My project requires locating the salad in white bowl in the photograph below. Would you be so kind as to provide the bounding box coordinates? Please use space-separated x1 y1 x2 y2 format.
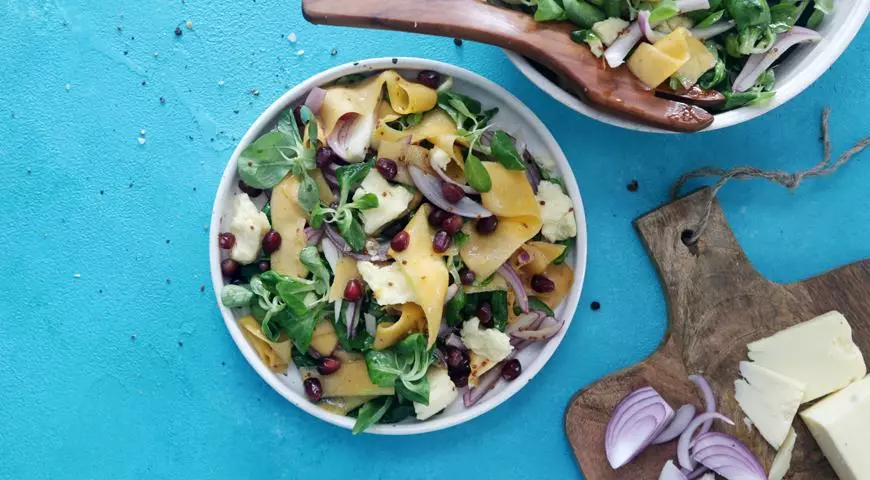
210 59 586 435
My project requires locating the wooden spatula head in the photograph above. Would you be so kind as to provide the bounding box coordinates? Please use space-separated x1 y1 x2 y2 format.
302 0 714 132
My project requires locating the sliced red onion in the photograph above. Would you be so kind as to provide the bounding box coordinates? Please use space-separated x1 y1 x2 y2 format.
327 111 375 162
689 375 716 435
692 433 766 479
733 26 822 92
497 262 529 313
510 316 564 341
364 312 377 337
690 20 736 40
660 460 688 480
677 412 734 470
510 313 547 347
688 468 711 480
445 284 459 304
463 362 502 407
638 11 665 43
408 166 492 218
304 226 324 245
430 157 477 195
522 151 542 193
344 300 361 339
322 170 339 192
605 22 643 68
303 87 327 114
653 404 697 444
605 386 675 469
507 311 544 335
675 0 710 12
320 237 339 271
324 225 389 261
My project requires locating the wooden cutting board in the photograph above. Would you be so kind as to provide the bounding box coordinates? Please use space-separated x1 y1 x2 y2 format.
565 188 870 479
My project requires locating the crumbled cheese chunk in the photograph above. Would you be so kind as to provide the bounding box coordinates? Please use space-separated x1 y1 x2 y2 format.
592 17 630 46
353 170 413 235
461 317 512 363
413 367 458 420
229 193 271 264
356 261 416 306
769 428 797 480
734 361 804 449
429 147 451 171
536 180 576 242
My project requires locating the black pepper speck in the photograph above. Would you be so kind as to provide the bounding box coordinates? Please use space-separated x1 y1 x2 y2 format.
454 38 463 46
591 301 601 311
178 341 184 347
391 58 398 64
175 26 183 36
330 49 337 56
159 96 166 104
199 285 205 292
627 180 639 192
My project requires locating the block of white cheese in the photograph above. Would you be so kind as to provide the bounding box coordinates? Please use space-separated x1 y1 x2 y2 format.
747 311 866 403
800 375 870 480
413 367 458 420
356 260 416 306
768 428 796 480
353 170 413 235
734 361 805 449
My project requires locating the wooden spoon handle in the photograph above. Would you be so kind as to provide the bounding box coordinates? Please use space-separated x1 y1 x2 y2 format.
302 0 714 132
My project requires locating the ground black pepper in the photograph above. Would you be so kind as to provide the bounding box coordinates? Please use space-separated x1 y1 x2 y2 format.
174 26 183 36
627 180 639 192
591 301 601 311
454 38 463 46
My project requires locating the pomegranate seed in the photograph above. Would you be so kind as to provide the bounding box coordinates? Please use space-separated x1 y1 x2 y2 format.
218 232 235 250
416 70 441 89
220 258 240 278
428 207 448 227
531 274 555 293
303 377 323 401
476 301 493 327
459 268 476 286
476 216 498 234
440 215 463 236
445 347 466 369
390 231 410 252
441 182 465 203
344 279 363 302
501 359 522 381
432 231 451 253
317 356 342 375
238 179 262 197
262 231 282 254
375 158 398 180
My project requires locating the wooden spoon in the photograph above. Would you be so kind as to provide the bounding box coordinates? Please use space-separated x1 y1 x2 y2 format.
301 0 715 132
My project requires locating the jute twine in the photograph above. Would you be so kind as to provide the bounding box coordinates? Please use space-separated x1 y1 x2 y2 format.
671 107 870 244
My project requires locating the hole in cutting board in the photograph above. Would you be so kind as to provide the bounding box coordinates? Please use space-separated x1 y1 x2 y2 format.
681 229 700 255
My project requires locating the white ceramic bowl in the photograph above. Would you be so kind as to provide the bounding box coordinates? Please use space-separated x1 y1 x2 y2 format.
210 57 588 435
506 2 870 133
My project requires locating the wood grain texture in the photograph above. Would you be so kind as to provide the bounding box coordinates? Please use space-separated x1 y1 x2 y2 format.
566 188 870 479
301 0 714 132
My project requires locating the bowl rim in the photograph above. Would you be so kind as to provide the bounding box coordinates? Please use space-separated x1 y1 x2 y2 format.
505 2 870 133
209 57 589 435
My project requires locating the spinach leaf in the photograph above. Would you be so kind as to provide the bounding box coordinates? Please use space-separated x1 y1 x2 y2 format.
552 238 573 265
720 89 775 110
291 349 319 368
261 202 272 222
695 9 725 28
454 231 470 248
220 284 254 308
336 161 374 204
563 0 606 28
725 0 771 29
649 0 680 23
311 161 375 251
769 1 805 31
737 25 776 55
379 400 415 424
490 131 526 170
534 0 568 21
297 173 320 213
602 0 623 18
237 131 294 189
332 310 374 351
364 350 404 387
386 112 424 131
490 290 509 332
340 215 367 252
513 297 556 317
352 396 394 435
445 288 468 327
278 304 323 353
754 68 775 92
333 73 369 86
276 278 318 316
396 377 430 405
298 246 332 296
464 152 492 193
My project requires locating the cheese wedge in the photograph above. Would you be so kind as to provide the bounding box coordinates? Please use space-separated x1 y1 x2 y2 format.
734 361 805 449
768 428 796 480
747 311 866 403
800 376 870 480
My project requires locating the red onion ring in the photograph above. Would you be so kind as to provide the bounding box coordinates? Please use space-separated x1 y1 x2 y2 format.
677 412 734 470
689 20 736 40
303 87 326 114
507 311 544 335
689 374 716 435
497 262 529 313
364 312 377 337
509 316 564 341
430 157 477 195
692 432 766 479
445 284 459 304
733 27 821 92
638 11 665 43
463 361 502 407
653 404 697 444
408 165 492 218
327 111 374 162
675 0 710 11
324 225 389 261
522 151 542 193
605 22 643 68
304 226 323 245
605 387 675 469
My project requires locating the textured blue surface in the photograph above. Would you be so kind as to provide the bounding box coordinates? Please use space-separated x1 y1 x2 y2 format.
1 1 868 479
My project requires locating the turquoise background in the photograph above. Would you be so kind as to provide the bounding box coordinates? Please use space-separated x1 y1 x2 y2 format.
1 1 868 478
